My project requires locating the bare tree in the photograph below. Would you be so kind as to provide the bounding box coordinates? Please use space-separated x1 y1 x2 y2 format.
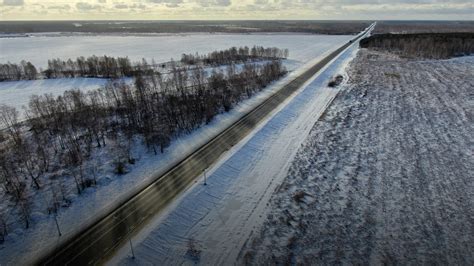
0 104 22 146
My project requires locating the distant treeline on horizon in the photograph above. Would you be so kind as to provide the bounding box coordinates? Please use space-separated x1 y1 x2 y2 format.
360 32 474 59
0 20 371 35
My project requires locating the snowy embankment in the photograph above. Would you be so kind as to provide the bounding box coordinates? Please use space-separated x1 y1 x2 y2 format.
108 33 362 265
241 50 474 264
0 34 350 114
0 36 353 265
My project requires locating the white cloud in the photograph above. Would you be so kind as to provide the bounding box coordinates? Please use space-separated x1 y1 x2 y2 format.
49 4 71 10
197 0 232 7
148 0 183 4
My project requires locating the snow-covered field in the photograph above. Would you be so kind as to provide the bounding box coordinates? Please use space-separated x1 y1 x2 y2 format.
0 34 354 265
0 78 122 114
0 34 351 67
0 34 351 112
241 50 474 264
108 31 362 265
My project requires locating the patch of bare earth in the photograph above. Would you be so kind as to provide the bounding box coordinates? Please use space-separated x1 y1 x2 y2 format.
239 49 474 265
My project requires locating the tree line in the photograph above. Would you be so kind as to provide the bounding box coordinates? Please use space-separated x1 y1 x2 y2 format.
180 46 289 65
0 46 289 82
360 33 474 59
44 55 140 79
0 55 146 81
0 60 286 233
0 61 38 81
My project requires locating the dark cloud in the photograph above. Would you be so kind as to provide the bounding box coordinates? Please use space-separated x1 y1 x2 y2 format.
197 0 232 7
115 3 129 9
3 0 24 6
76 2 102 11
148 0 184 4
49 4 71 10
147 0 184 8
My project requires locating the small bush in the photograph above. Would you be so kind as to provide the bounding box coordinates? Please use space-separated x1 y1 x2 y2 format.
83 178 95 188
384 72 401 79
328 75 344 87
186 239 201 262
243 251 255 265
0 217 6 244
61 199 72 208
293 190 307 203
114 161 126 175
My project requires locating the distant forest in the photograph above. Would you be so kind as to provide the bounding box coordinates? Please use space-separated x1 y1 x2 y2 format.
0 20 371 35
373 21 474 34
360 33 474 59
0 46 287 81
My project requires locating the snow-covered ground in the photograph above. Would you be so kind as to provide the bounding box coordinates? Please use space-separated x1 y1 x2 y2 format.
108 31 362 265
0 35 354 265
240 50 474 264
0 34 350 113
0 78 124 114
0 34 351 68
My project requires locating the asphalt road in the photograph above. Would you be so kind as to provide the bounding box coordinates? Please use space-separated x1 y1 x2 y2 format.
38 24 374 266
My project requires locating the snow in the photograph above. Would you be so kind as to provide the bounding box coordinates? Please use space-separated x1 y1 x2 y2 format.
0 34 351 115
0 34 351 68
108 31 364 265
0 78 122 113
240 49 474 264
0 35 354 265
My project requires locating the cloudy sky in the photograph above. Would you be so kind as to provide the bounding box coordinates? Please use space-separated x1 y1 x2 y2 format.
1 0 473 20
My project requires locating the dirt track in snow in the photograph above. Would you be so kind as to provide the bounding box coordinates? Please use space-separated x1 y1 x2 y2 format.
240 49 474 265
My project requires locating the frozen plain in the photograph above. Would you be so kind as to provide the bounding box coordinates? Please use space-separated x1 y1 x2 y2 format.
0 34 352 68
108 31 364 265
0 34 354 265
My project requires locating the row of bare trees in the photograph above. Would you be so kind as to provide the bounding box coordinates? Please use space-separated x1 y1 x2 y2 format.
0 61 38 81
0 60 286 232
44 55 143 79
0 46 289 82
181 46 289 66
